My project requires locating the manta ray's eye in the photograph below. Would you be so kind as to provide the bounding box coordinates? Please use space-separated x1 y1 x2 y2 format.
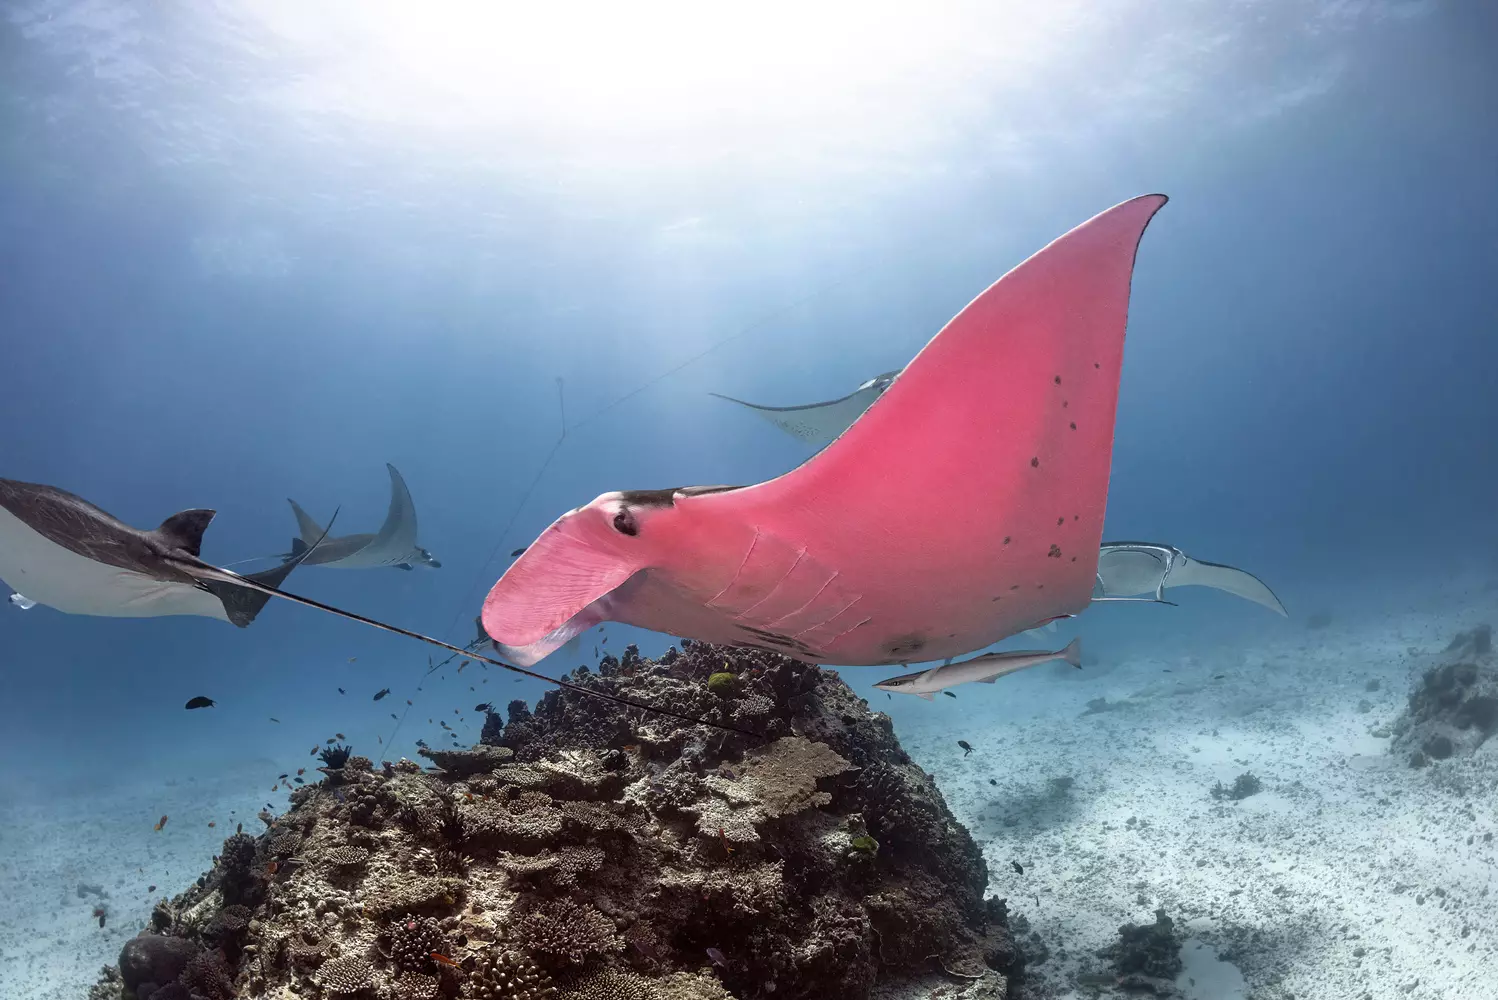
611 510 638 537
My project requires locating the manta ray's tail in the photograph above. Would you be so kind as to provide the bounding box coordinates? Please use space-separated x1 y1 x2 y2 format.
203 512 338 628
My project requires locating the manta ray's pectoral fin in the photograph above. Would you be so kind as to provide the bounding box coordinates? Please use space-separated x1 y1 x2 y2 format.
373 465 421 554
1090 595 1178 606
1170 556 1287 616
287 499 327 548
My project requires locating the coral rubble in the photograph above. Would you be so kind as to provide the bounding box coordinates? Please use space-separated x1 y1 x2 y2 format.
92 641 1020 1000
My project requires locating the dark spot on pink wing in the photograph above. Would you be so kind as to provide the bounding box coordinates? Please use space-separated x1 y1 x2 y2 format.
1054 375 1061 385
1048 544 1062 559
1094 362 1100 369
1070 422 1077 430
1056 517 1064 526
1071 557 1078 562
1011 585 1020 591
1004 536 1011 544
1030 457 1039 468
1062 400 1069 408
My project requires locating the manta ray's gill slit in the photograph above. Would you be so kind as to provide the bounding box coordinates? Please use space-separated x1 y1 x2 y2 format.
734 546 807 620
705 526 761 609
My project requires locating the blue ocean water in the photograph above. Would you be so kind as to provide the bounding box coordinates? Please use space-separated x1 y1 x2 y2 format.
1 3 1495 998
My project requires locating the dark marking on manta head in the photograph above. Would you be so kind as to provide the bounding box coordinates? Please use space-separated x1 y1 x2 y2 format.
885 633 927 657
1048 545 1062 559
1030 457 1039 468
616 485 746 508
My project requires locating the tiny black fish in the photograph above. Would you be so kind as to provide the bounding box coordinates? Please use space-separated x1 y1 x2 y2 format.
510 547 526 557
1010 861 1024 875
147 885 156 892
326 738 337 744
942 691 957 699
277 773 289 781
268 717 280 724
474 703 491 712
957 740 973 757
294 777 305 784
415 739 428 748
390 713 398 720
184 696 215 710
373 688 391 701
989 778 997 786
338 687 346 694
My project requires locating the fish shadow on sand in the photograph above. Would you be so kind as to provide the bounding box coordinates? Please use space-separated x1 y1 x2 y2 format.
976 774 1087 835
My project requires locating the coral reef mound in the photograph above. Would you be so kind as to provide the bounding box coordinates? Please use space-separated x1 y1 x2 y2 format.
1392 625 1498 765
92 641 1019 1000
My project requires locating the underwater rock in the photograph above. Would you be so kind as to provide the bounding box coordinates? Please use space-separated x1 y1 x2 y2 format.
1392 631 1498 763
91 641 1017 1000
1102 908 1183 981
117 932 199 994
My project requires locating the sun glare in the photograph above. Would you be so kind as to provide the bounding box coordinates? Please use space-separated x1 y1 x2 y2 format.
243 0 1055 150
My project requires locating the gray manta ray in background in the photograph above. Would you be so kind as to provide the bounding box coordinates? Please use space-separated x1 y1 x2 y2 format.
716 371 1286 618
709 370 901 447
0 477 326 626
286 464 440 571
1095 541 1287 616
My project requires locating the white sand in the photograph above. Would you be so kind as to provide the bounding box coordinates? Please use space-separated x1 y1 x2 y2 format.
0 759 288 1000
894 598 1498 999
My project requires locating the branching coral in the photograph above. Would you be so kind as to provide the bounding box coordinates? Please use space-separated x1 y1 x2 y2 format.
216 832 261 907
462 950 556 1000
510 898 621 967
180 948 235 1000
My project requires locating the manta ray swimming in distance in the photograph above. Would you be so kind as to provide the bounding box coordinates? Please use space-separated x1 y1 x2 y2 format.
481 194 1170 666
285 464 440 571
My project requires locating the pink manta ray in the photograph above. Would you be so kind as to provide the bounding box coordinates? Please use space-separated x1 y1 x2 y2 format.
484 194 1169 667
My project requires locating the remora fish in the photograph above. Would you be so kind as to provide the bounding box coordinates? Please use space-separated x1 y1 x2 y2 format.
874 638 1081 700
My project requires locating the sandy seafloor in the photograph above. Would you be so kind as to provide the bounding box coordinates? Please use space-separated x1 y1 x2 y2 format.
3 586 1496 1000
